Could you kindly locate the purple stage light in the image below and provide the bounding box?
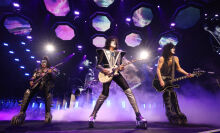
[79,66,83,70]
[157,5,160,8]
[9,51,14,54]
[170,23,176,27]
[158,47,162,51]
[32,103,35,108]
[20,66,25,69]
[25,49,30,52]
[25,73,30,76]
[77,45,83,50]
[21,42,26,45]
[36,60,41,63]
[12,2,20,7]
[3,43,8,46]
[74,11,80,15]
[215,14,219,17]
[14,58,20,62]
[83,55,87,59]
[126,17,131,22]
[204,13,208,16]
[30,56,35,59]
[26,35,32,39]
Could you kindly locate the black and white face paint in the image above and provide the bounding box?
[110,40,116,48]
[41,60,47,67]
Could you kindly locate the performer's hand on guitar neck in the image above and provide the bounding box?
[186,73,193,78]
[160,80,165,87]
[119,65,125,71]
[30,81,34,87]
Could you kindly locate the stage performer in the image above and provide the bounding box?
[88,36,147,129]
[11,57,58,126]
[155,43,193,125]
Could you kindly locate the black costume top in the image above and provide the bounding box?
[30,67,57,89]
[160,60,176,77]
[96,49,126,71]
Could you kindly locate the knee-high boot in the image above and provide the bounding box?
[90,94,107,119]
[11,89,32,126]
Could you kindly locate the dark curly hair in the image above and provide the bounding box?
[162,43,175,62]
[104,36,119,50]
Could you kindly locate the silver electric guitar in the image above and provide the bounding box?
[98,59,143,83]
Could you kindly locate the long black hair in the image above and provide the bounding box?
[104,36,119,50]
[162,43,175,62]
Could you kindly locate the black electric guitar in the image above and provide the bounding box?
[30,62,63,90]
[152,71,204,92]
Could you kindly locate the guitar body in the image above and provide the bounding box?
[98,65,119,83]
[153,78,179,92]
[98,59,145,83]
[98,72,113,83]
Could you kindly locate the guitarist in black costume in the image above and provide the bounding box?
[156,43,193,125]
[88,36,147,129]
[11,57,58,126]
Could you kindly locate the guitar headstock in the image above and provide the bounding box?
[192,70,205,77]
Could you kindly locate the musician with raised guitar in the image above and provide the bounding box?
[88,36,147,129]
[11,57,58,126]
[154,43,193,125]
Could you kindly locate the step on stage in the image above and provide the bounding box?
[0,121,219,133]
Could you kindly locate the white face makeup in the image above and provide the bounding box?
[110,40,116,48]
[171,47,175,54]
[41,60,47,68]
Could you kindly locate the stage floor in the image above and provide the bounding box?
[0,121,219,133]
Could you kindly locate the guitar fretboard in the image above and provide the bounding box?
[173,76,189,82]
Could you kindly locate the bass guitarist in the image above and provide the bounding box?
[11,57,58,125]
[156,43,193,125]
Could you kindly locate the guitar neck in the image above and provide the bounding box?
[122,60,138,67]
[173,75,190,82]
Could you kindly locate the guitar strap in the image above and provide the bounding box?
[171,56,175,80]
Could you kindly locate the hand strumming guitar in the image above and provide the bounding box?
[30,81,34,87]
[103,68,111,75]
[159,80,165,87]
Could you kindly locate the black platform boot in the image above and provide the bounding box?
[124,88,147,129]
[89,94,107,128]
[11,89,31,126]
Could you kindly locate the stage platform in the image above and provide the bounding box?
[0,121,219,133]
